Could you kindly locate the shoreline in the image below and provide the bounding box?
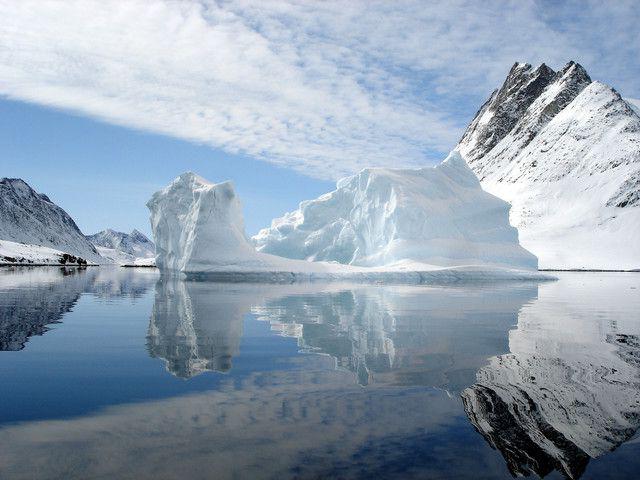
[539,269,640,273]
[0,263,99,267]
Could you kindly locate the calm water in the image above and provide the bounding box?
[0,267,639,479]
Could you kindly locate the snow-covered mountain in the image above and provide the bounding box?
[0,178,103,263]
[253,152,537,270]
[86,229,155,265]
[457,61,640,270]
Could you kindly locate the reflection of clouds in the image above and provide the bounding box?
[0,267,157,351]
[462,273,640,479]
[0,369,508,480]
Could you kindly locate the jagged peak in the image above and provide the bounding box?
[534,62,554,76]
[555,60,591,84]
[509,62,532,73]
[1,177,35,192]
[0,177,54,204]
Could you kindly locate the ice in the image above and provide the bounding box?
[253,151,537,270]
[148,159,544,283]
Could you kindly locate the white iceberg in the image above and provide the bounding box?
[147,154,545,283]
[254,151,537,270]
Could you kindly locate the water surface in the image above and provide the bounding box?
[0,267,638,479]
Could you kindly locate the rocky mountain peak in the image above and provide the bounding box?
[0,178,103,262]
[85,228,154,264]
[458,61,557,163]
[455,60,640,270]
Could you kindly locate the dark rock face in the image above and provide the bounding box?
[459,61,592,169]
[455,60,640,269]
[459,62,556,163]
[0,178,103,262]
[607,171,640,208]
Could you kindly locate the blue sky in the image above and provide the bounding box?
[1,1,639,236]
[1,99,333,236]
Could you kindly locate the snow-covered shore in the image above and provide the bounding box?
[0,240,95,266]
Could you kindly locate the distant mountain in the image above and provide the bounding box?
[0,178,103,263]
[457,61,640,270]
[86,229,155,265]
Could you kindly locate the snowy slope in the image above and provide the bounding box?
[87,229,155,265]
[0,178,104,263]
[253,152,537,270]
[457,61,640,270]
[626,97,640,116]
[0,240,92,265]
[147,169,547,283]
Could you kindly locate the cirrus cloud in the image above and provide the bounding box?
[0,0,638,179]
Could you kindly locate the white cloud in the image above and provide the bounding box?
[0,0,638,179]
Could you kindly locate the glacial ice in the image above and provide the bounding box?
[253,151,537,270]
[147,155,544,283]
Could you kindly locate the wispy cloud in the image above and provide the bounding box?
[0,0,638,179]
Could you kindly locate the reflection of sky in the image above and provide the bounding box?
[0,269,534,423]
[0,372,513,479]
[1,269,640,479]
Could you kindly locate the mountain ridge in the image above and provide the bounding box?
[0,177,104,263]
[456,60,640,269]
[86,228,155,265]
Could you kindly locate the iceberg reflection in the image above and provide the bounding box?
[147,279,244,377]
[147,279,538,389]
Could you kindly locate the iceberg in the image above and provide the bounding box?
[147,154,545,283]
[253,151,537,270]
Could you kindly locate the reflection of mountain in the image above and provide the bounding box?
[147,279,244,378]
[0,268,86,350]
[462,274,640,479]
[253,284,537,388]
[0,267,157,351]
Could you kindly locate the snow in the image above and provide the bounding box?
[625,97,640,116]
[148,167,547,283]
[87,229,155,266]
[253,151,537,270]
[0,239,93,265]
[458,62,640,270]
[0,178,104,263]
